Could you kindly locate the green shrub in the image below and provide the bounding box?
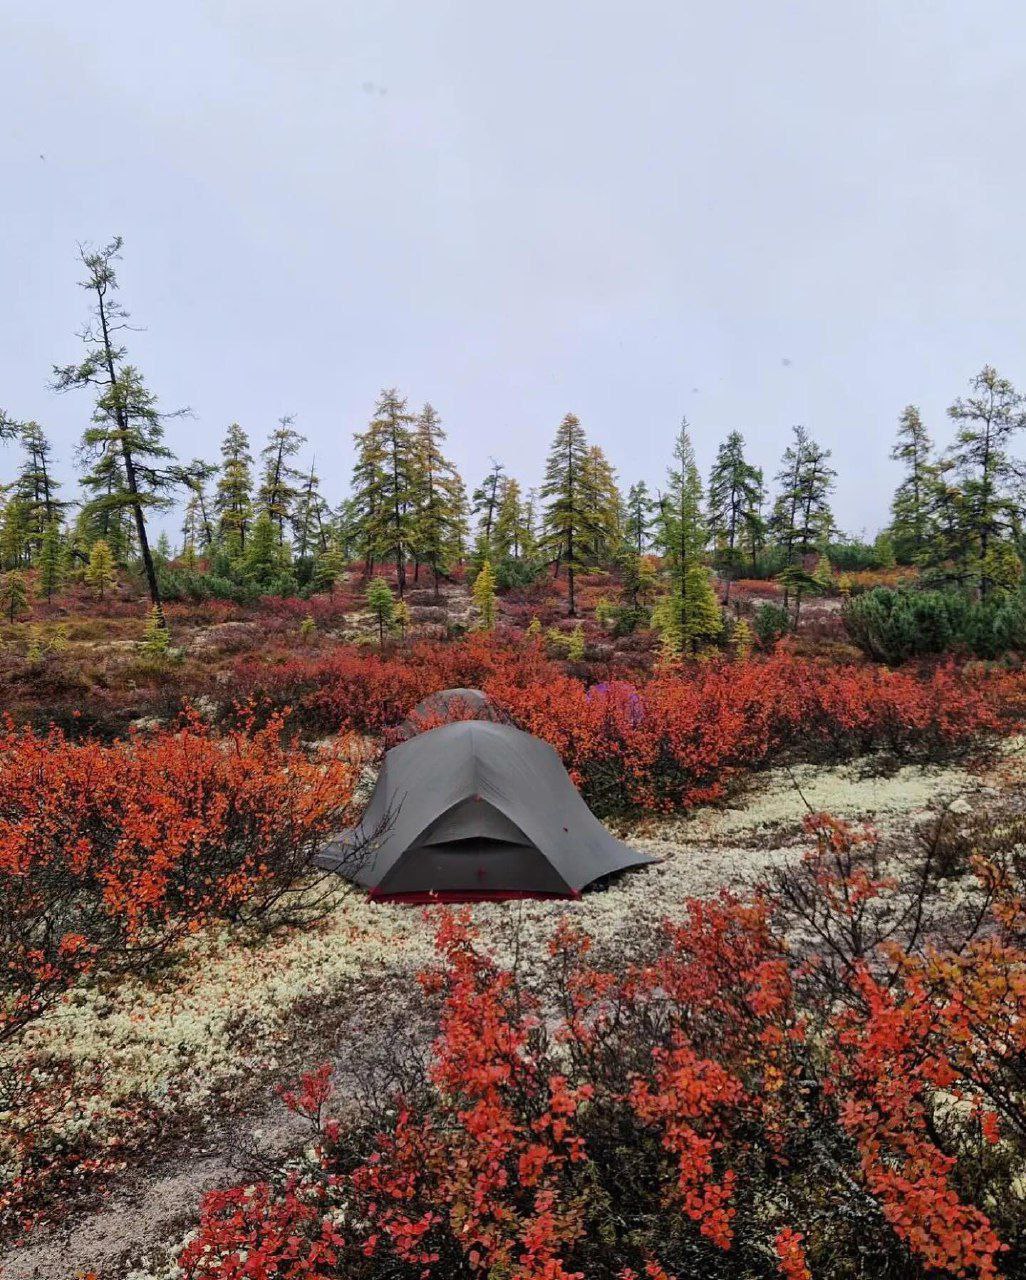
[752,602,791,647]
[843,586,1026,662]
[612,603,648,636]
[494,557,541,590]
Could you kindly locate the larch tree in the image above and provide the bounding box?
[794,434,836,553]
[181,458,217,555]
[769,425,811,568]
[180,491,205,561]
[312,535,347,594]
[0,498,29,570]
[52,238,183,624]
[539,413,603,616]
[946,365,1026,597]
[494,477,528,563]
[77,443,133,561]
[655,417,721,653]
[258,416,306,547]
[920,458,976,590]
[582,444,623,563]
[471,458,506,565]
[889,405,934,565]
[292,458,329,564]
[707,430,763,601]
[12,423,65,562]
[741,478,767,576]
[410,403,465,596]
[215,423,254,554]
[626,481,655,554]
[769,425,836,609]
[0,570,30,623]
[38,520,64,601]
[365,575,395,646]
[351,389,417,594]
[472,558,497,630]
[523,487,539,551]
[84,539,118,600]
[350,415,387,575]
[332,496,361,566]
[241,510,291,590]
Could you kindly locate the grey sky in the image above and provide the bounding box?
[3,1,1026,538]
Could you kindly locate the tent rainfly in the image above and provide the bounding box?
[314,719,654,901]
[395,687,500,740]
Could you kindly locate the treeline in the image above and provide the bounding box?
[3,238,1026,649]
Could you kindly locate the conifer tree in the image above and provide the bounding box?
[655,418,722,652]
[0,570,30,623]
[241,511,291,590]
[181,459,217,553]
[84,539,118,600]
[0,497,28,570]
[769,426,810,568]
[471,459,506,564]
[707,430,764,600]
[52,238,182,624]
[13,423,65,561]
[410,403,465,595]
[291,458,328,564]
[741,486,768,577]
[365,576,395,646]
[523,487,539,553]
[180,490,204,560]
[142,605,171,661]
[566,621,585,661]
[331,497,361,566]
[312,537,347,594]
[392,598,410,640]
[351,389,417,594]
[625,481,655,554]
[919,458,975,590]
[889,405,934,565]
[77,447,134,561]
[769,425,836,608]
[496,476,539,568]
[472,559,497,630]
[38,520,63,602]
[350,419,387,576]
[946,365,1026,597]
[981,539,1023,596]
[582,444,623,562]
[616,543,658,629]
[258,416,305,547]
[215,423,254,554]
[540,413,604,616]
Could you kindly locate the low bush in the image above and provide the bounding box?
[230,639,1026,814]
[0,711,360,1047]
[751,602,791,647]
[844,586,1026,663]
[487,653,1023,813]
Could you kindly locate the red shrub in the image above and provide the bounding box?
[230,640,1026,812]
[486,655,1024,813]
[0,712,359,1046]
[180,828,1026,1279]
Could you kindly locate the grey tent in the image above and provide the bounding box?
[395,687,501,740]
[315,719,654,901]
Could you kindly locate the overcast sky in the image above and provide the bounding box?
[3,1,1026,538]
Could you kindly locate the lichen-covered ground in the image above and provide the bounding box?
[1,750,1013,1280]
